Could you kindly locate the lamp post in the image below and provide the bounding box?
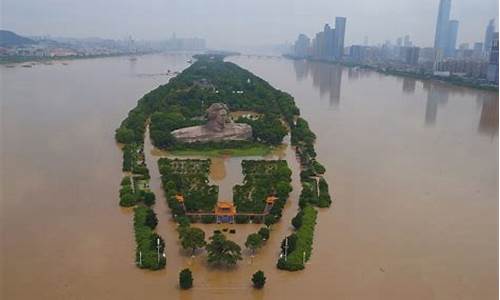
[284,237,289,262]
[157,238,160,264]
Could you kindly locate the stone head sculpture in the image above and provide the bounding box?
[206,103,230,132]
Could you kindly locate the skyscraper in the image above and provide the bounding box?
[293,34,310,58]
[403,35,412,47]
[333,17,346,60]
[396,37,403,47]
[473,42,484,58]
[484,19,495,55]
[445,20,459,57]
[323,24,335,60]
[405,47,420,65]
[486,32,499,84]
[434,0,452,51]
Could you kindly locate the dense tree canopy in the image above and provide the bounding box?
[180,226,206,255]
[206,232,242,266]
[115,55,300,151]
[179,268,193,289]
[245,233,264,254]
[251,270,266,289]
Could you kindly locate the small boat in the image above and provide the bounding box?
[5,65,15,68]
[187,59,193,63]
[21,64,32,68]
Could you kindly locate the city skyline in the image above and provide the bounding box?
[2,0,497,50]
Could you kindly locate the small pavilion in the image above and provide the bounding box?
[215,201,236,223]
[175,194,186,211]
[264,195,278,213]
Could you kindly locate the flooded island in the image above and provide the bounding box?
[115,54,332,275]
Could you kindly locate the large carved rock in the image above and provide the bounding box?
[171,103,252,143]
[206,103,230,132]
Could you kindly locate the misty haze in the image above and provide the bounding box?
[1,1,498,300]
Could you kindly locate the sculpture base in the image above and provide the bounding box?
[171,123,252,143]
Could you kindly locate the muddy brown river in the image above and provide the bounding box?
[1,54,498,299]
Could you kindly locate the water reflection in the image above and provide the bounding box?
[477,93,499,137]
[347,67,360,81]
[402,78,416,94]
[293,59,309,82]
[423,82,449,126]
[293,60,343,107]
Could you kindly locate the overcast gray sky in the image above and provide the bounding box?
[1,0,498,49]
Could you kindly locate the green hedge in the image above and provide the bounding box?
[318,177,332,208]
[277,205,317,271]
[133,206,166,270]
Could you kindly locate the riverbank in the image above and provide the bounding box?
[284,55,498,92]
[0,51,157,65]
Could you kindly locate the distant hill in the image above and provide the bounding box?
[0,30,36,47]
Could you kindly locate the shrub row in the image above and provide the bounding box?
[119,174,156,207]
[277,205,317,271]
[290,117,332,208]
[318,177,332,208]
[133,206,166,270]
[116,108,164,270]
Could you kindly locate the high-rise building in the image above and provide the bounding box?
[396,37,403,47]
[405,47,421,65]
[445,20,459,57]
[403,35,412,47]
[333,17,346,60]
[323,24,335,60]
[434,0,452,51]
[293,34,310,58]
[486,32,499,84]
[473,42,484,58]
[484,19,495,55]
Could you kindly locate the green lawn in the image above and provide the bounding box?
[168,144,272,157]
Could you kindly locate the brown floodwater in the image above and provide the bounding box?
[1,54,498,300]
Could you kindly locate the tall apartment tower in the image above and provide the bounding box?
[333,17,346,60]
[484,19,496,55]
[487,32,499,84]
[434,0,452,51]
[445,20,459,57]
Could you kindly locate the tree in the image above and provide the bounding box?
[264,214,275,228]
[115,127,135,144]
[179,268,193,289]
[180,227,206,255]
[257,227,270,241]
[119,193,137,207]
[145,209,158,229]
[245,233,263,254]
[176,215,191,227]
[251,270,266,289]
[291,210,304,229]
[143,191,156,206]
[206,232,242,266]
